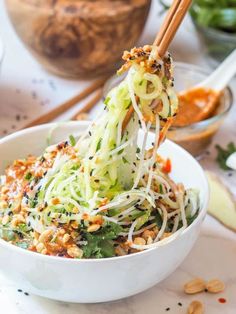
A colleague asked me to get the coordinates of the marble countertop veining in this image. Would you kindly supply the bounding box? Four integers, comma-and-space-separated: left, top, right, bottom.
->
0, 1, 236, 313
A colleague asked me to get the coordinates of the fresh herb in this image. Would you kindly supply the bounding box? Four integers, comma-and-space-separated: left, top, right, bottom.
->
104, 96, 111, 106
159, 184, 163, 194
190, 0, 236, 33
135, 210, 151, 230
159, 0, 236, 33
215, 142, 236, 170
82, 222, 123, 258
24, 172, 32, 181
186, 210, 199, 225
122, 157, 129, 164
69, 134, 76, 147
154, 210, 163, 229
96, 138, 102, 152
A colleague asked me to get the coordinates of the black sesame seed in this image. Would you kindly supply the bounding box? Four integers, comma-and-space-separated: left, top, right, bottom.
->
24, 292, 29, 296
16, 114, 21, 121
126, 195, 130, 199
47, 212, 51, 217
17, 289, 22, 293
89, 156, 93, 160
94, 179, 99, 183
89, 131, 92, 136
118, 215, 123, 218
178, 302, 182, 307
165, 308, 170, 311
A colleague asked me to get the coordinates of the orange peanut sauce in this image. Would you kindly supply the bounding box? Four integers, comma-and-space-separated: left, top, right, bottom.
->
173, 88, 219, 127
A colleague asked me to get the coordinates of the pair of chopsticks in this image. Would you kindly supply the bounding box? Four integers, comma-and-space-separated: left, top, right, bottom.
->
23, 77, 106, 129
122, 0, 192, 132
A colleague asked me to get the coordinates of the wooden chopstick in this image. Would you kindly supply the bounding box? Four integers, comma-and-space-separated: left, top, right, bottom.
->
71, 88, 103, 120
22, 77, 107, 129
154, 0, 182, 47
122, 0, 192, 132
157, 0, 192, 57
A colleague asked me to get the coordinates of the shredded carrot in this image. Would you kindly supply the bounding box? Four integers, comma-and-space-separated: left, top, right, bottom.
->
162, 158, 172, 174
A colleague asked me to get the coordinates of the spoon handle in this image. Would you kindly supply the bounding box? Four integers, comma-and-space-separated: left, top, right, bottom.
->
200, 49, 236, 91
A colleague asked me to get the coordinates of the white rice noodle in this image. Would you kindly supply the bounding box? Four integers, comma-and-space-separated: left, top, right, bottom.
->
128, 220, 137, 243
102, 216, 119, 224
146, 115, 160, 193
133, 121, 151, 188
154, 203, 168, 241
126, 70, 147, 132
177, 191, 187, 229
172, 213, 180, 233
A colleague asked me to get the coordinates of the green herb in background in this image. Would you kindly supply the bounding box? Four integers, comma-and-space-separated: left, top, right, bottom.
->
215, 142, 236, 170
190, 0, 236, 33
159, 0, 236, 33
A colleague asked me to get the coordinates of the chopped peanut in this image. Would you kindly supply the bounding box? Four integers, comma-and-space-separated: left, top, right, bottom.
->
67, 245, 83, 258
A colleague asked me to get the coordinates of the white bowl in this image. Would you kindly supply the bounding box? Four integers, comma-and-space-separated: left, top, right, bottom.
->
0, 121, 209, 303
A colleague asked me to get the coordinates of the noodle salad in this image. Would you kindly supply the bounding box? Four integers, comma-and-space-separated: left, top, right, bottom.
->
0, 46, 199, 258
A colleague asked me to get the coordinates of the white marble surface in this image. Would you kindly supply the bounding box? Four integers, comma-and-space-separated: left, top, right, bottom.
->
0, 1, 236, 313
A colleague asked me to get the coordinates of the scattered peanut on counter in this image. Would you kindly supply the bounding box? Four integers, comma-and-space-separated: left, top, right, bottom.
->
206, 279, 225, 293
184, 278, 206, 294
187, 300, 204, 314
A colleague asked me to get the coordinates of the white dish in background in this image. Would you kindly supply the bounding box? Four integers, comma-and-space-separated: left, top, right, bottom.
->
0, 121, 209, 303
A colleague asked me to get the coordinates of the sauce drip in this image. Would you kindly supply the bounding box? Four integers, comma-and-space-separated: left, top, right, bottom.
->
173, 88, 219, 127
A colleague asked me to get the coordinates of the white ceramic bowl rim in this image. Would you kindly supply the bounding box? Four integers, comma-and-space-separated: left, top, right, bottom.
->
0, 121, 209, 264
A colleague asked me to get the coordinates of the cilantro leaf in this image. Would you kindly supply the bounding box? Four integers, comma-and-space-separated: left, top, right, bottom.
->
215, 142, 236, 170
82, 222, 123, 258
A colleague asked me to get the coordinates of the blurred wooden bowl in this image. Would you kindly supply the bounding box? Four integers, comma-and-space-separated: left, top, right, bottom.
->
6, 0, 151, 78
